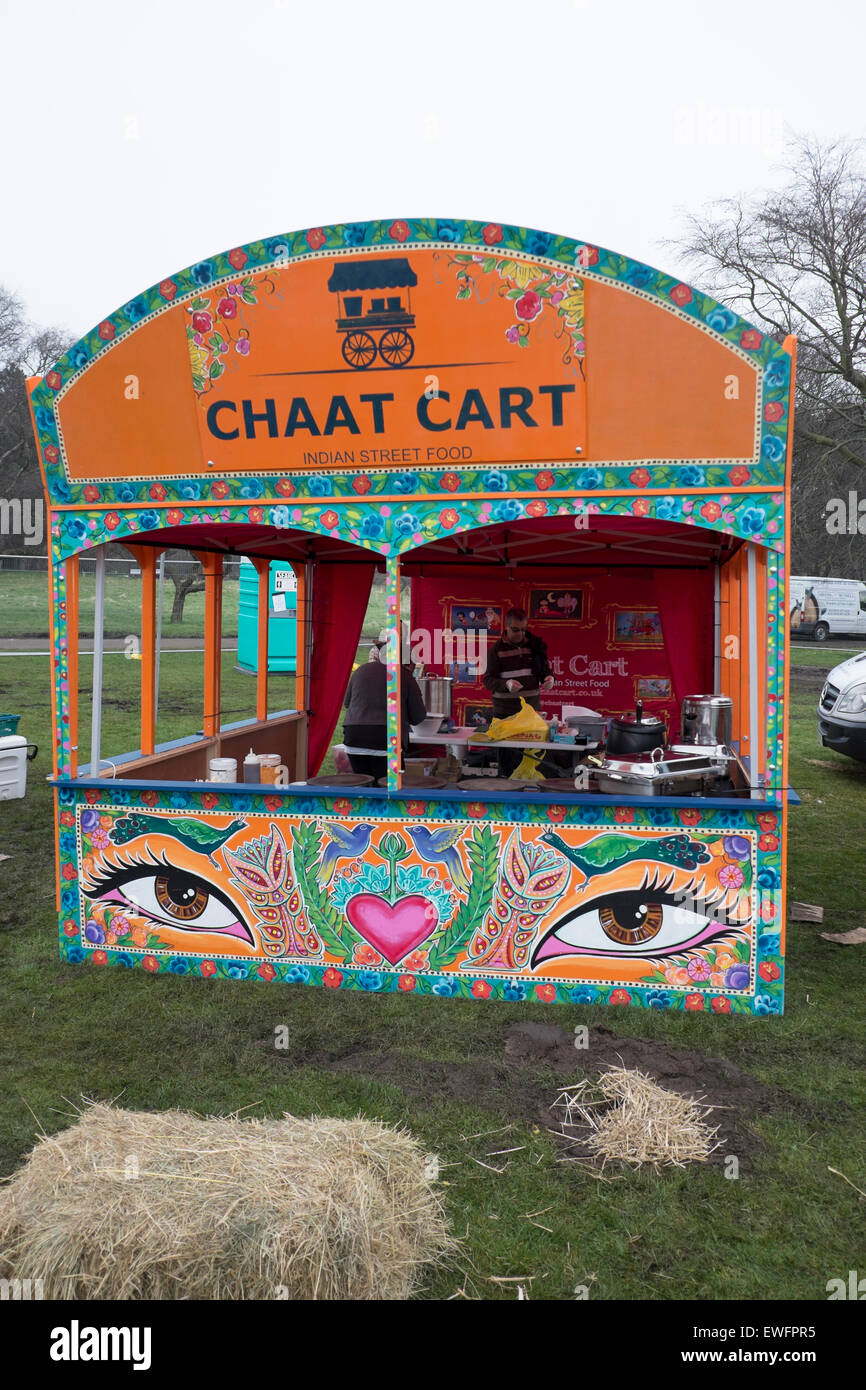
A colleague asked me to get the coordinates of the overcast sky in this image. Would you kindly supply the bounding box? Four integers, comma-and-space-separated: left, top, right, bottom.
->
2, 0, 864, 340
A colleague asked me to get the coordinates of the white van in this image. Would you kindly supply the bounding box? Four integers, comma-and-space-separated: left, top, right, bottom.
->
790, 575, 866, 642
818, 651, 866, 763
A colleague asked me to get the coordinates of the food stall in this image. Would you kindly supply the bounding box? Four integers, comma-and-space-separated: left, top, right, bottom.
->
30, 217, 793, 1015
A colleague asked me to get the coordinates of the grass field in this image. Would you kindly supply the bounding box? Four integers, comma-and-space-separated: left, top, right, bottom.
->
1, 645, 865, 1300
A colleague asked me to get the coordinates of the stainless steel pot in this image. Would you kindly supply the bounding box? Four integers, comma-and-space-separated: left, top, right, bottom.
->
681, 694, 733, 747
420, 676, 453, 718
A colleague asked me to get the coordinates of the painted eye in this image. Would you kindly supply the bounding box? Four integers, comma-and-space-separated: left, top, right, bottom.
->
532, 888, 737, 965
88, 865, 251, 941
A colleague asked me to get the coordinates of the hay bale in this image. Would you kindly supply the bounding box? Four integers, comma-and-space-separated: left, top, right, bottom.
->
0, 1103, 454, 1300
552, 1066, 721, 1169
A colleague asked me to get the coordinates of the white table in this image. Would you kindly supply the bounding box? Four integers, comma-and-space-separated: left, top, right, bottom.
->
409, 720, 598, 761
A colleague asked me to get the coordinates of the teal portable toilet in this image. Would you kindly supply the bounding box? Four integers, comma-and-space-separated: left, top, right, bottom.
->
237, 559, 298, 673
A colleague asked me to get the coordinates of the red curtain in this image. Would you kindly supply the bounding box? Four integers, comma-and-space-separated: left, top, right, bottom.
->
653, 567, 715, 708
306, 562, 376, 773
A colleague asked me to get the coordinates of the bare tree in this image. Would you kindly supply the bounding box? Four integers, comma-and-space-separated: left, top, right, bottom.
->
164, 550, 205, 622
0, 286, 74, 518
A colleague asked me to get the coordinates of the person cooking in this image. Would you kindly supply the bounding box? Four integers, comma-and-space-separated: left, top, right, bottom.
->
342, 629, 426, 780
483, 607, 555, 777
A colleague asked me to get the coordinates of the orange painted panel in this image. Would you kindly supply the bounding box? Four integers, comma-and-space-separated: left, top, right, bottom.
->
584, 280, 758, 460
57, 307, 203, 482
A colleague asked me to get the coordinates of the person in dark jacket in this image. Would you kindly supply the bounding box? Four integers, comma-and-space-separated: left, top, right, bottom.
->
484, 607, 554, 718
342, 629, 426, 779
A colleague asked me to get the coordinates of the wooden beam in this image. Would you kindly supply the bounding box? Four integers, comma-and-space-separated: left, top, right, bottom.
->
197, 551, 223, 739
251, 557, 270, 723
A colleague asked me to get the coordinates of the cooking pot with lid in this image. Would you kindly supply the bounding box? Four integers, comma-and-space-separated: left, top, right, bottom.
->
681, 694, 733, 747
419, 676, 453, 718
605, 701, 666, 756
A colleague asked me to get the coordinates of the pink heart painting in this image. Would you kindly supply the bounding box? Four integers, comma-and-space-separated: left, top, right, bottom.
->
346, 894, 439, 965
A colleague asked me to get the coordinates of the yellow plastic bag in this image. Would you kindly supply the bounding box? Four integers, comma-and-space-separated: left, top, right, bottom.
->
484, 697, 550, 744
511, 748, 546, 781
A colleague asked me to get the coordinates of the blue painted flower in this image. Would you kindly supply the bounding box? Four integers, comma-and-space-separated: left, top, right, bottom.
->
482, 470, 508, 492
765, 360, 789, 390
53, 478, 72, 502
168, 959, 188, 975
138, 510, 159, 530
239, 479, 263, 498
58, 787, 75, 804
436, 221, 461, 242
570, 987, 597, 1004
307, 475, 331, 496
359, 970, 382, 991
179, 480, 202, 500
723, 835, 750, 861
494, 499, 524, 522
391, 472, 419, 494
360, 514, 385, 540
264, 238, 289, 259
761, 435, 785, 462
231, 796, 253, 812
59, 834, 77, 859
395, 512, 422, 536
724, 964, 750, 990
169, 793, 191, 808
706, 307, 736, 333
526, 230, 552, 257
227, 965, 247, 980
287, 965, 310, 984
269, 505, 291, 529
65, 516, 89, 542
80, 808, 100, 831
61, 887, 77, 912
758, 933, 780, 953
84, 919, 105, 944
35, 405, 55, 431
191, 261, 214, 285
117, 482, 137, 503
70, 344, 90, 370
433, 977, 459, 996
758, 868, 781, 890
580, 469, 602, 489
67, 946, 85, 964
755, 993, 780, 1015
740, 506, 766, 535
714, 812, 743, 827
344, 224, 368, 246
503, 981, 527, 1001
114, 953, 134, 968
628, 263, 653, 288
647, 990, 673, 1009
123, 296, 148, 323
680, 466, 706, 487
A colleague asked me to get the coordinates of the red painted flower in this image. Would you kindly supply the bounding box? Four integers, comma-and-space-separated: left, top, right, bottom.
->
397, 973, 417, 991
535, 470, 555, 491
632, 498, 651, 517
248, 506, 264, 523
515, 290, 542, 322
44, 445, 60, 464
389, 220, 410, 243
526, 500, 548, 518
83, 485, 100, 502
439, 508, 459, 529
60, 810, 75, 827
149, 483, 167, 502
440, 471, 461, 492
217, 297, 237, 320
684, 993, 705, 1011
63, 920, 78, 937
609, 988, 632, 1006
275, 478, 294, 497
200, 792, 220, 809
84, 788, 102, 804
61, 863, 77, 881
629, 468, 651, 486
333, 798, 353, 815
758, 833, 779, 851
167, 508, 184, 526
352, 474, 372, 495
764, 401, 785, 423
105, 512, 121, 530
97, 321, 116, 341
211, 480, 230, 499
471, 979, 492, 999
739, 329, 762, 350
614, 807, 635, 823
323, 967, 343, 989
191, 311, 212, 333
142, 955, 160, 973
545, 805, 568, 824
728, 466, 751, 485
91, 949, 108, 966
306, 227, 327, 250
757, 812, 778, 832
535, 983, 557, 1003
141, 788, 160, 806
321, 510, 339, 530
46, 371, 62, 391
406, 801, 427, 815
577, 245, 599, 268
257, 961, 277, 981
759, 961, 781, 982
710, 996, 732, 1014
482, 223, 504, 245
700, 501, 723, 522
670, 283, 693, 307
264, 796, 283, 812
159, 279, 178, 300
228, 248, 248, 271
200, 960, 217, 978
466, 803, 487, 818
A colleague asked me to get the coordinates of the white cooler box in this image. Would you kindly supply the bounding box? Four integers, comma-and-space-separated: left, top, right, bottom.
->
0, 735, 38, 800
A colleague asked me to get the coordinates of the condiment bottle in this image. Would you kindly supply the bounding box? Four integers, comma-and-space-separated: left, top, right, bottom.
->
243, 749, 260, 783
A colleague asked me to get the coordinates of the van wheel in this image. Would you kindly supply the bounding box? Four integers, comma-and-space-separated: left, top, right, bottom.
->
813, 622, 829, 642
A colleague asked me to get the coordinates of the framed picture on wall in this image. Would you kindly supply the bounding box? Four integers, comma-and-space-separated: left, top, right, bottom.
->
460, 700, 494, 729
607, 607, 664, 648
448, 604, 503, 634
528, 588, 584, 621
635, 675, 672, 701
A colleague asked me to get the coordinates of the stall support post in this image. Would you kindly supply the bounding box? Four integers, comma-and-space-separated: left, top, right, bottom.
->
154, 550, 166, 718
127, 546, 157, 756
90, 547, 106, 775
66, 555, 80, 779
252, 558, 270, 722
197, 552, 223, 739
747, 542, 759, 795
713, 562, 721, 691
385, 555, 402, 792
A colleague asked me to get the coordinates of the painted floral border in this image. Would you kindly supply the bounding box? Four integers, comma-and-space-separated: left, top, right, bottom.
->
55, 784, 784, 1017
30, 217, 792, 508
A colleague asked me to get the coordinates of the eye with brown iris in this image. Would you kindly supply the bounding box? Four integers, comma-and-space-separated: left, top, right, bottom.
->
599, 896, 664, 945
154, 872, 210, 922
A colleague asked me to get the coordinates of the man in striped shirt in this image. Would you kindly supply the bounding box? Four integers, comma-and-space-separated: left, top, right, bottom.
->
484, 607, 555, 719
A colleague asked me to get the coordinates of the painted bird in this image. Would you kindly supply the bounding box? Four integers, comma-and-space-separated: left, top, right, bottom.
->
407, 826, 471, 894
319, 822, 374, 883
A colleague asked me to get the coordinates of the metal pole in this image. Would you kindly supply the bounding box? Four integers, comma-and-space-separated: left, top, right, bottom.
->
90, 548, 105, 774
747, 544, 759, 796
154, 551, 166, 717
713, 561, 721, 690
